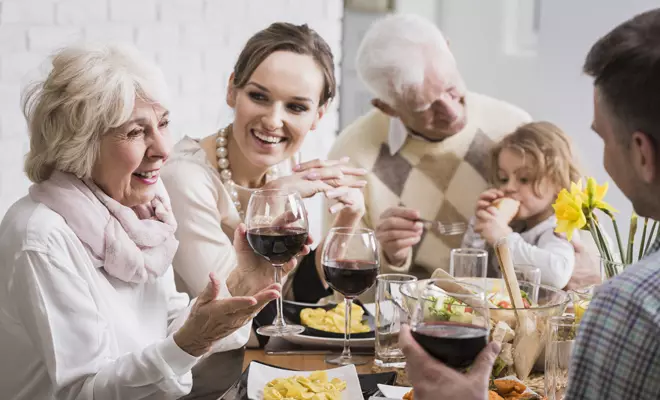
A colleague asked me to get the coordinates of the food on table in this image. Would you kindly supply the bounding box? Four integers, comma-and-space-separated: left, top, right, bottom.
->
493, 198, 520, 223
488, 291, 533, 309
490, 378, 540, 399
300, 302, 370, 334
402, 388, 414, 400
263, 371, 346, 400
489, 391, 505, 400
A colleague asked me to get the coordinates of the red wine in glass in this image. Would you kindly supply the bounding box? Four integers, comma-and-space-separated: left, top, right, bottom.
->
411, 321, 488, 369
246, 226, 308, 264
322, 260, 378, 298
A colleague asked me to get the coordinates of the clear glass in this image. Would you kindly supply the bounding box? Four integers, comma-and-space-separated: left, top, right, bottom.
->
600, 257, 627, 281
410, 279, 490, 370
545, 315, 576, 400
374, 274, 417, 368
449, 248, 488, 290
514, 264, 541, 304
321, 227, 380, 365
245, 189, 308, 336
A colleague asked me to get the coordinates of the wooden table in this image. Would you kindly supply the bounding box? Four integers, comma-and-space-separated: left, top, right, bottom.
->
243, 349, 376, 374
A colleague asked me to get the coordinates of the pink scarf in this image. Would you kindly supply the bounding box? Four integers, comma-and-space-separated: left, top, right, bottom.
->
29, 171, 179, 283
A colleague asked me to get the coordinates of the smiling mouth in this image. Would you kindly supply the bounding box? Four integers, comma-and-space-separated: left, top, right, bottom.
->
252, 129, 286, 145
133, 170, 159, 179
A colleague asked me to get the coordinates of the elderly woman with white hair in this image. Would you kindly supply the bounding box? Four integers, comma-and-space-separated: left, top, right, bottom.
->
0, 43, 305, 400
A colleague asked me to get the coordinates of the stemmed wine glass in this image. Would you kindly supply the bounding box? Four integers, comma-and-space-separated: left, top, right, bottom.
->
245, 188, 309, 336
321, 227, 380, 365
410, 279, 490, 370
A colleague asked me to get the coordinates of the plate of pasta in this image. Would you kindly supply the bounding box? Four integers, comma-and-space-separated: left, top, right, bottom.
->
282, 300, 376, 339
218, 361, 398, 400
247, 362, 362, 400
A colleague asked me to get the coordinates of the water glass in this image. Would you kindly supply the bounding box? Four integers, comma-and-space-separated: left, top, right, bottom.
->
450, 248, 488, 289
374, 274, 417, 368
515, 264, 541, 303
545, 315, 576, 400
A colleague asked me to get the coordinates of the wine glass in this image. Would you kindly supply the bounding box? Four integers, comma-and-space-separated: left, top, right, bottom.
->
410, 278, 490, 370
245, 188, 309, 336
321, 227, 380, 365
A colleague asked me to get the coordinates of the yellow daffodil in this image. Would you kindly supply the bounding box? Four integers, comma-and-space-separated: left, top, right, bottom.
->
584, 177, 617, 214
553, 188, 587, 241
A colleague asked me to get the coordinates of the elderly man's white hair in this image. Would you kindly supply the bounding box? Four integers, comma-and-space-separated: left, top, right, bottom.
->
356, 14, 454, 105
23, 43, 170, 183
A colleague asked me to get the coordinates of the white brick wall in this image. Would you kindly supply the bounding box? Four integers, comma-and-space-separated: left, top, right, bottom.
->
0, 0, 343, 243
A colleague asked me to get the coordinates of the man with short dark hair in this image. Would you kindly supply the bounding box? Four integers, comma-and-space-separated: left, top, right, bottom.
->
399, 8, 660, 400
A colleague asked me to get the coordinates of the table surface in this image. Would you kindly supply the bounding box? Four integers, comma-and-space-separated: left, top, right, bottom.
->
243, 349, 376, 374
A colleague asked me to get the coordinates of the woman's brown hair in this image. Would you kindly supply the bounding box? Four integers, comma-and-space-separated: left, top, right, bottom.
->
232, 22, 336, 106
490, 121, 582, 195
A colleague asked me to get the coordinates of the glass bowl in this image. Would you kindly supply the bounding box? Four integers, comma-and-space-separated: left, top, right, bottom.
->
399, 277, 570, 375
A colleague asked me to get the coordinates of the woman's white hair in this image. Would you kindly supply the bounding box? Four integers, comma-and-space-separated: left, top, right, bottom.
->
23, 42, 170, 183
355, 14, 454, 105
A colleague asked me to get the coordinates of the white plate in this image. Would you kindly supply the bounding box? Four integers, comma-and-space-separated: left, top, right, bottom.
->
246, 361, 362, 400
281, 332, 375, 348
377, 384, 412, 399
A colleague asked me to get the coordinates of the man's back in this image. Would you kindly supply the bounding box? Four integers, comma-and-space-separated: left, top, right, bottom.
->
565, 243, 660, 399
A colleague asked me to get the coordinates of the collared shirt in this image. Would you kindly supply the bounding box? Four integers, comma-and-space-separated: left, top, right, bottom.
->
387, 117, 441, 155
564, 236, 660, 399
0, 196, 250, 400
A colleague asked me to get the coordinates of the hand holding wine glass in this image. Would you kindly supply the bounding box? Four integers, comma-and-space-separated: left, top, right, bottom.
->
321, 227, 380, 365
227, 223, 313, 299
245, 189, 309, 336
409, 279, 490, 370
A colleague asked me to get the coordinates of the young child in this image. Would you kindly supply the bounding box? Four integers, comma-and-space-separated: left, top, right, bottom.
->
461, 121, 582, 289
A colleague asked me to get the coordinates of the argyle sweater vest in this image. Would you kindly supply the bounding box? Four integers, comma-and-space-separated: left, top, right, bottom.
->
325, 92, 531, 301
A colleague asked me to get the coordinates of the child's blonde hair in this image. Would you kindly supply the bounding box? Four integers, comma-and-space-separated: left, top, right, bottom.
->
490, 121, 581, 196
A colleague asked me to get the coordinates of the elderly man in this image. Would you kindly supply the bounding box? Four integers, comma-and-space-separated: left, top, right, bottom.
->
400, 8, 660, 400
326, 14, 531, 291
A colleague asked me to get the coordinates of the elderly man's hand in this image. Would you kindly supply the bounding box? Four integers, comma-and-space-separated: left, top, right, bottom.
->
375, 207, 423, 267
227, 223, 312, 298
400, 325, 500, 400
174, 274, 279, 357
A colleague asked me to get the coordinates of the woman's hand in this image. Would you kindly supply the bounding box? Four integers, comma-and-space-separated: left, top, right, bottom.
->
326, 186, 365, 221
174, 274, 280, 357
264, 158, 367, 198
474, 205, 513, 246
226, 223, 313, 298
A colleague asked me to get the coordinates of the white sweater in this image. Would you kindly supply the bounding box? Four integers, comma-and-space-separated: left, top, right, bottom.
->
461, 215, 575, 288
0, 196, 250, 400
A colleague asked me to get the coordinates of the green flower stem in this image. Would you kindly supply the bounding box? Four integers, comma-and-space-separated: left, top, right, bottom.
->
639, 218, 649, 262
607, 213, 625, 265
627, 214, 638, 265
588, 218, 606, 257
646, 220, 658, 254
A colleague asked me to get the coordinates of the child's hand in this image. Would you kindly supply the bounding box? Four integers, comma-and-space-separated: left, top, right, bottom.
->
475, 188, 504, 213
474, 206, 513, 246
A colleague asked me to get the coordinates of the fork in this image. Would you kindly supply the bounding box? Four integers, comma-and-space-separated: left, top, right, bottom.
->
417, 218, 467, 236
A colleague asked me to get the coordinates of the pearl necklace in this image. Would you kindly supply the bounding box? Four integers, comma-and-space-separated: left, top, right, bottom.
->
215, 126, 279, 220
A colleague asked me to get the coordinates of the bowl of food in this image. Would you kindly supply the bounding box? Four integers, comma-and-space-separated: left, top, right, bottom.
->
399, 277, 570, 377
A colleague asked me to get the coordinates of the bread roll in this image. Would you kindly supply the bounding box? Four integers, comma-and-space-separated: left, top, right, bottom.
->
493, 198, 520, 223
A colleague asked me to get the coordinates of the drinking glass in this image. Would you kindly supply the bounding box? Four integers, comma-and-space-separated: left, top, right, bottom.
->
374, 274, 417, 368
245, 189, 309, 336
410, 278, 490, 370
515, 264, 541, 304
321, 227, 380, 365
449, 248, 488, 290
545, 315, 576, 400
